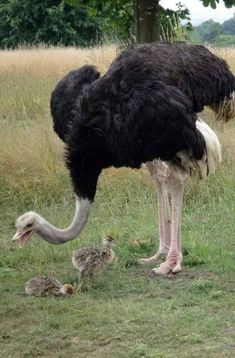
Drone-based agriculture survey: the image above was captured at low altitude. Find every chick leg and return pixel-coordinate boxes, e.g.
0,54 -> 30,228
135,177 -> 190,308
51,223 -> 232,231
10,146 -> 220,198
76,269 -> 85,292
88,270 -> 94,289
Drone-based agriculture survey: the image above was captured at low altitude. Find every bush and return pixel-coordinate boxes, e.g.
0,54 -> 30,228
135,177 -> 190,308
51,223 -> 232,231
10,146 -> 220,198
0,0 -> 102,48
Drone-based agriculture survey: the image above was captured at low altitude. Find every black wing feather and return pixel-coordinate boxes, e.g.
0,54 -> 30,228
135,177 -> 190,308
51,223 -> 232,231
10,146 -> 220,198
50,65 -> 100,142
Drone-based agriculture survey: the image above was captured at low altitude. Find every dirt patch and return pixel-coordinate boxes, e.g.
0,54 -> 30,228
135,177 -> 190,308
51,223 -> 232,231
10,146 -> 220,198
166,268 -> 218,281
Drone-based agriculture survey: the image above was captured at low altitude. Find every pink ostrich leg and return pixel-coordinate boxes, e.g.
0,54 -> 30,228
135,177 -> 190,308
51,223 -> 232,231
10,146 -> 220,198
155,179 -> 171,256
139,161 -> 171,265
150,168 -> 187,276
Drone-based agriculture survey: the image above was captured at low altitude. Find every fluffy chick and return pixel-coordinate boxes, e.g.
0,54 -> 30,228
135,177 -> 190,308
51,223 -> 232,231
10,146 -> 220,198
25,276 -> 74,297
72,235 -> 115,291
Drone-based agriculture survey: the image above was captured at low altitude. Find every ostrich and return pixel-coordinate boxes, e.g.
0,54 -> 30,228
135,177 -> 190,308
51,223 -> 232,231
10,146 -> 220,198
12,43 -> 235,275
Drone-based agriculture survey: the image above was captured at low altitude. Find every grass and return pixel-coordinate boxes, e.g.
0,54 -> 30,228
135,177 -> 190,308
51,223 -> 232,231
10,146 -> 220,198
0,45 -> 235,357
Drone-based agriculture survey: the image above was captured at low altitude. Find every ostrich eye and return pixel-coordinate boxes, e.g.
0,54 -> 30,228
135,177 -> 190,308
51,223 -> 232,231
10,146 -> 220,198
25,223 -> 32,228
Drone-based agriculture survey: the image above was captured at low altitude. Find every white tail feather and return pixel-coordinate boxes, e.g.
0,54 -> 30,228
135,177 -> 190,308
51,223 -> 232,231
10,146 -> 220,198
173,119 -> 221,179
196,119 -> 221,178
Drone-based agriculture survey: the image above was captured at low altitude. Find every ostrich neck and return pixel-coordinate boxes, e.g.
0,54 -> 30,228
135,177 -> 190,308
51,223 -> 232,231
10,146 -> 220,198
37,197 -> 91,244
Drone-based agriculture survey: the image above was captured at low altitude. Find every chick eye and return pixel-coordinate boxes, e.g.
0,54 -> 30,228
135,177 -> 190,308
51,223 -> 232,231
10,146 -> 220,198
26,223 -> 32,228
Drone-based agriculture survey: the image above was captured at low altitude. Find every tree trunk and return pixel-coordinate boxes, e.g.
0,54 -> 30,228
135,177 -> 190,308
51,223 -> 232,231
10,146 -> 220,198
135,0 -> 161,43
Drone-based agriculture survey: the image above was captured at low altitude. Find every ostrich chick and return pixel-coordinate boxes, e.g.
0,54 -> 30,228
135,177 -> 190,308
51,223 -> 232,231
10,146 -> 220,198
25,276 -> 74,297
72,235 -> 115,291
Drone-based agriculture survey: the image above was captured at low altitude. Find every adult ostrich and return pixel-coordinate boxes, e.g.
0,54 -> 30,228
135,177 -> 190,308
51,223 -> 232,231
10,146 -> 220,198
12,43 -> 234,275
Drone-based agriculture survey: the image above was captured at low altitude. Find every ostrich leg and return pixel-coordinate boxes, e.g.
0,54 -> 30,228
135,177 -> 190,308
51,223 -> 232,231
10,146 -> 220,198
139,161 -> 171,265
150,168 -> 187,276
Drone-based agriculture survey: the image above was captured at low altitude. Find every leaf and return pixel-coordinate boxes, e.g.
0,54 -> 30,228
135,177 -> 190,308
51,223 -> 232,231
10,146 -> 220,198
210,0 -> 217,9
201,0 -> 210,7
201,0 -> 228,8
64,0 -> 81,7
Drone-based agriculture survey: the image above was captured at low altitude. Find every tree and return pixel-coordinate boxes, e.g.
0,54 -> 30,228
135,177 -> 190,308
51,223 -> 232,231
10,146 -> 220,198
2,0 -> 231,48
0,0 -> 102,48
66,0 -> 192,43
133,0 -> 234,42
135,0 -> 161,42
198,19 -> 223,42
65,0 -> 133,41
66,0 -> 234,44
223,14 -> 235,35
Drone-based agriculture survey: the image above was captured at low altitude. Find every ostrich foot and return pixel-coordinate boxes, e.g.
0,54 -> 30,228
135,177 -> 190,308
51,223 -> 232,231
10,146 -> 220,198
138,248 -> 169,265
149,254 -> 182,276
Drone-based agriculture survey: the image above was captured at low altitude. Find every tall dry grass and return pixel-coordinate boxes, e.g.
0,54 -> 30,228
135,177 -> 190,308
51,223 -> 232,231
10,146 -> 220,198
0,45 -> 116,76
0,45 -> 234,205
0,46 -> 117,203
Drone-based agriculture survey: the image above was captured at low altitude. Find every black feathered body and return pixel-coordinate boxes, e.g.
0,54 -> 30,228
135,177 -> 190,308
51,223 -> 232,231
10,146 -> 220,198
50,43 -> 234,200
51,66 -> 100,142
110,43 -> 234,113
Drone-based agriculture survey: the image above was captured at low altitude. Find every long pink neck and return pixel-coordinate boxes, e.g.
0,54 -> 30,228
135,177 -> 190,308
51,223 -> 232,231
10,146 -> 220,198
37,198 -> 91,244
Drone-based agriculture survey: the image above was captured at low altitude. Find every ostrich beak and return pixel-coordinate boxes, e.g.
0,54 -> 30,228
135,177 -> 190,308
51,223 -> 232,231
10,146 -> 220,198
12,230 -> 34,248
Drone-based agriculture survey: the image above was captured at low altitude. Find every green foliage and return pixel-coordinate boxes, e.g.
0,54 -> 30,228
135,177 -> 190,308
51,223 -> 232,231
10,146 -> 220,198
66,0 -> 134,41
200,0 -> 235,8
198,19 -> 223,42
66,1 -> 193,43
1,0 -> 233,48
160,3 -> 192,41
215,34 -> 235,46
190,15 -> 235,46
189,27 -> 202,43
0,0 -> 193,48
0,0 -> 102,48
160,2 -> 192,31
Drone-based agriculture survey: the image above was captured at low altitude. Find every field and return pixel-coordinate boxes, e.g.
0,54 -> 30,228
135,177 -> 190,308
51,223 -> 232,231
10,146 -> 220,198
0,45 -> 235,358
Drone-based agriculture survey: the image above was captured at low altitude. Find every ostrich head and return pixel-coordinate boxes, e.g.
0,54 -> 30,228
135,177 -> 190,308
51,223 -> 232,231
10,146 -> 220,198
12,212 -> 40,248
210,93 -> 235,122
103,235 -> 114,248
12,198 -> 91,246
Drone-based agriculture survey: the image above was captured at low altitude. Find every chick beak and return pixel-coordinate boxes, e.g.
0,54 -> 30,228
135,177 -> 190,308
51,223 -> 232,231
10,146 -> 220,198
12,230 -> 33,248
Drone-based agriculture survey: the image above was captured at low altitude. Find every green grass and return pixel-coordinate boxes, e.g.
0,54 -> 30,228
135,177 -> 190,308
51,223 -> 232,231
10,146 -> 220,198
0,46 -> 235,357
1,170 -> 235,358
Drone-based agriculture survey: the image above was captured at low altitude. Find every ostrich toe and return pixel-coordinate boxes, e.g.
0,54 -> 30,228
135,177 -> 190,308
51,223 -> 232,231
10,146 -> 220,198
138,248 -> 169,265
149,255 -> 182,276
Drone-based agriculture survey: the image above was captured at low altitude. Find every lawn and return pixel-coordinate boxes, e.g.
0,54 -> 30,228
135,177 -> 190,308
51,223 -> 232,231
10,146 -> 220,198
0,45 -> 235,358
